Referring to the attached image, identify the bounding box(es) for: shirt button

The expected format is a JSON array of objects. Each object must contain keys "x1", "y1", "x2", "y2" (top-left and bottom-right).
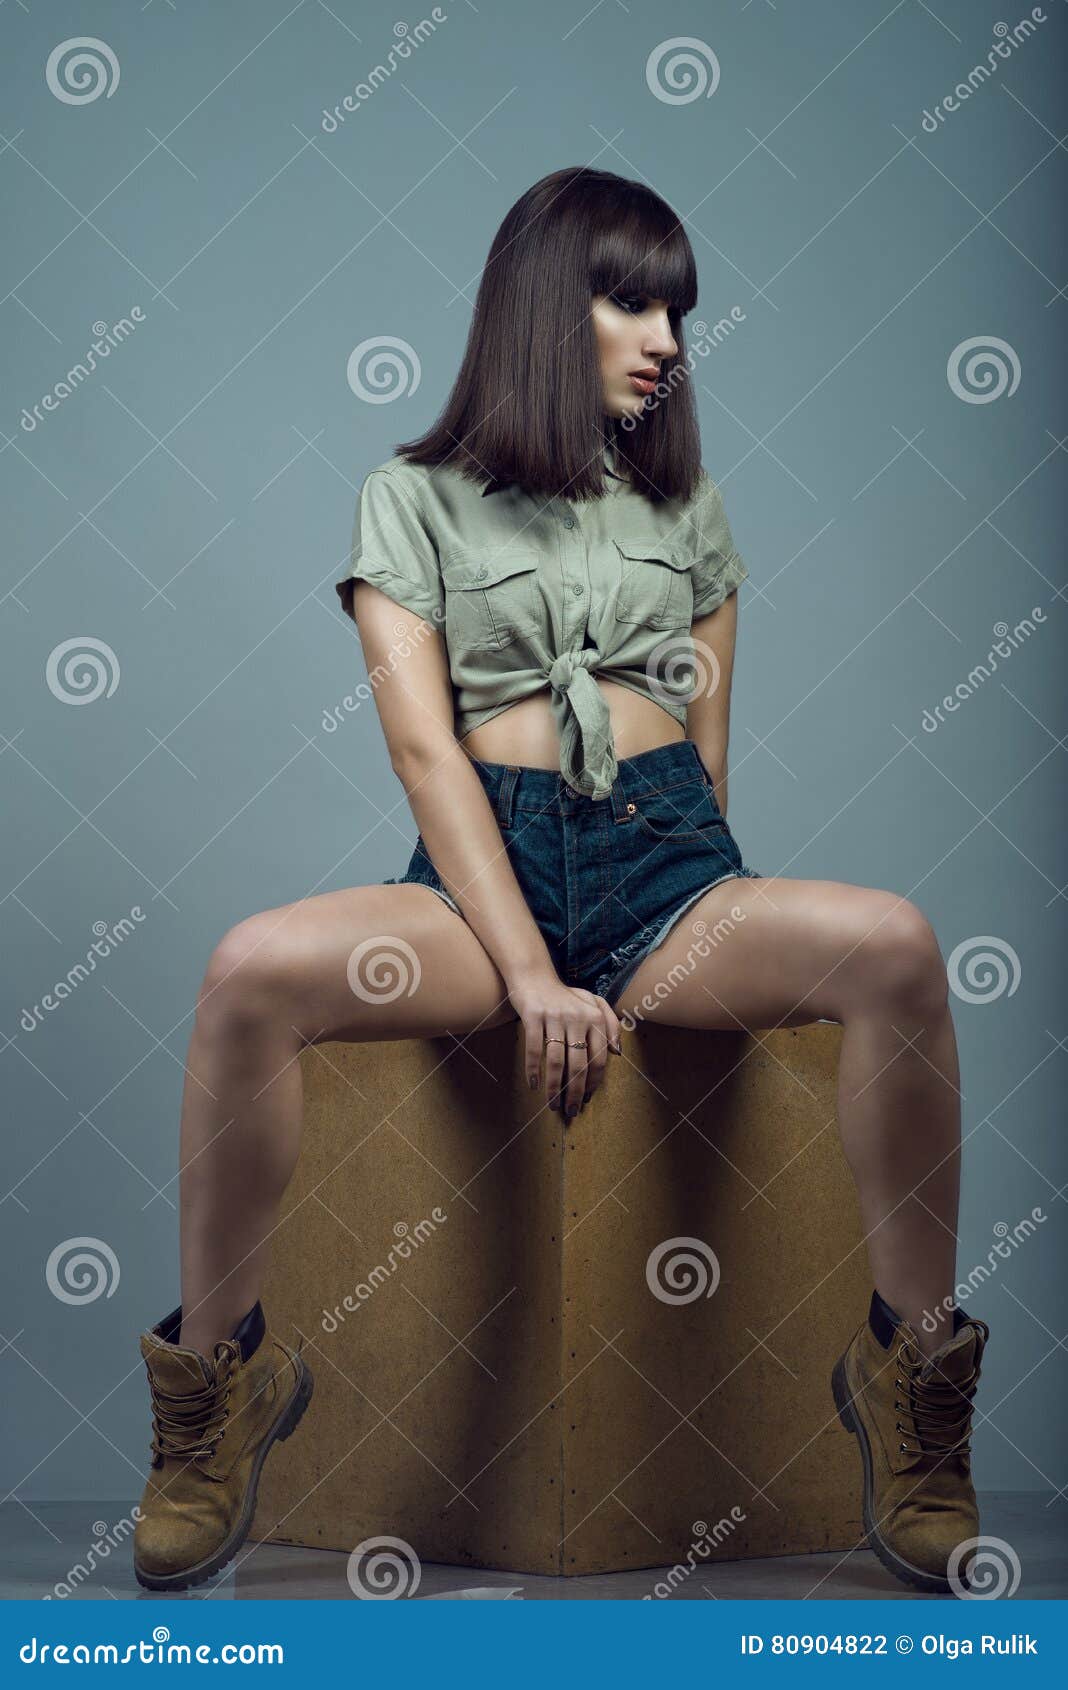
[
  {"x1": 475, "y1": 567, "x2": 487, "y2": 580},
  {"x1": 571, "y1": 583, "x2": 583, "y2": 596},
  {"x1": 562, "y1": 517, "x2": 575, "y2": 529}
]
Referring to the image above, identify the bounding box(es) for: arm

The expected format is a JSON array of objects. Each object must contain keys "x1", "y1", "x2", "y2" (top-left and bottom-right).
[
  {"x1": 686, "y1": 587, "x2": 740, "y2": 818},
  {"x1": 350, "y1": 579, "x2": 621, "y2": 1107}
]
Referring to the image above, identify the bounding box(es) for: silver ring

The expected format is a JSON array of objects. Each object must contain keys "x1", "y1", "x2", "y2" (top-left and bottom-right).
[{"x1": 567, "y1": 1040, "x2": 587, "y2": 1048}]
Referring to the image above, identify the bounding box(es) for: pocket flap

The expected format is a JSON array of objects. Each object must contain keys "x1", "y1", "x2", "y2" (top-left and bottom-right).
[
  {"x1": 441, "y1": 546, "x2": 540, "y2": 589},
  {"x1": 613, "y1": 537, "x2": 690, "y2": 571}
]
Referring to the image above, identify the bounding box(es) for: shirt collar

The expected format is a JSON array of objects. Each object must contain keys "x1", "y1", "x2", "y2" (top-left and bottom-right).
[{"x1": 481, "y1": 440, "x2": 624, "y2": 497}]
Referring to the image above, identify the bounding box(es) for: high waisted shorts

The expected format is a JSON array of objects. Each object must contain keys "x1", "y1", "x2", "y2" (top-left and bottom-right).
[{"x1": 382, "y1": 738, "x2": 763, "y2": 1007}]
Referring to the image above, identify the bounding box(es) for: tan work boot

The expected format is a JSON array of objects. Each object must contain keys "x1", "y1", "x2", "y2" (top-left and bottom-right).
[
  {"x1": 133, "y1": 1299, "x2": 314, "y2": 1591},
  {"x1": 832, "y1": 1289, "x2": 988, "y2": 1594}
]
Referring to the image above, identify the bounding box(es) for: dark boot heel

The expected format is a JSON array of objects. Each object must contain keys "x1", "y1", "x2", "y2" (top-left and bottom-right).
[{"x1": 277, "y1": 1358, "x2": 314, "y2": 1441}]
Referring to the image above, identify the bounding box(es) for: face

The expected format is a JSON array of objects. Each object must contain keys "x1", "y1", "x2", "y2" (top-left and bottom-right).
[{"x1": 590, "y1": 290, "x2": 680, "y2": 419}]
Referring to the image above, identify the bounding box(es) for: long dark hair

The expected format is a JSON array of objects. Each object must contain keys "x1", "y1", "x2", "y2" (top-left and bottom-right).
[{"x1": 394, "y1": 167, "x2": 701, "y2": 505}]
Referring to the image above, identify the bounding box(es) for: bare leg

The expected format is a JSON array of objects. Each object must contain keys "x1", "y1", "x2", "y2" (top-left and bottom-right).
[
  {"x1": 177, "y1": 884, "x2": 515, "y2": 1359},
  {"x1": 612, "y1": 877, "x2": 960, "y2": 1361}
]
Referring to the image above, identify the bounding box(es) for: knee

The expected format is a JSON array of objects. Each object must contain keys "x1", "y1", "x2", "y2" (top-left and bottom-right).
[
  {"x1": 196, "y1": 914, "x2": 291, "y2": 1037},
  {"x1": 853, "y1": 898, "x2": 948, "y2": 1015}
]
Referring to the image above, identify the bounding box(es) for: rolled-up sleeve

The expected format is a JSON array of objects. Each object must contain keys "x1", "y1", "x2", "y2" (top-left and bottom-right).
[
  {"x1": 334, "y1": 467, "x2": 444, "y2": 626},
  {"x1": 690, "y1": 470, "x2": 749, "y2": 617}
]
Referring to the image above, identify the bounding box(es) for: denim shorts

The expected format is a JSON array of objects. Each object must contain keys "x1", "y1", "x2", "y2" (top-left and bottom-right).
[{"x1": 382, "y1": 738, "x2": 763, "y2": 1007}]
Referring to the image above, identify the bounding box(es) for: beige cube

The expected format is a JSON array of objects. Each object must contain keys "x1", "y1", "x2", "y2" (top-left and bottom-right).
[{"x1": 251, "y1": 1021, "x2": 868, "y2": 1575}]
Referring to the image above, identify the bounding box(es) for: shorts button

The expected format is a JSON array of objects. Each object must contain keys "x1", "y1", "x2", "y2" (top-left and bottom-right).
[{"x1": 626, "y1": 802, "x2": 636, "y2": 814}]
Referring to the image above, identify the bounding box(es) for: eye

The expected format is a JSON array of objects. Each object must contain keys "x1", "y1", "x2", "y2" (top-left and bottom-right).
[{"x1": 610, "y1": 292, "x2": 648, "y2": 315}]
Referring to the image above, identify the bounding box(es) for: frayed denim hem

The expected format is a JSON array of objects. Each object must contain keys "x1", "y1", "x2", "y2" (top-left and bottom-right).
[
  {"x1": 592, "y1": 866, "x2": 762, "y2": 1007},
  {"x1": 382, "y1": 873, "x2": 463, "y2": 918}
]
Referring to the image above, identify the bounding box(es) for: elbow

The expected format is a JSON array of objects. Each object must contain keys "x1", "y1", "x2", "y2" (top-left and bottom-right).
[{"x1": 389, "y1": 733, "x2": 460, "y2": 789}]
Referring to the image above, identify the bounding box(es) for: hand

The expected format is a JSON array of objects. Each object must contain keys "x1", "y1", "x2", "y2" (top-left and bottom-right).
[{"x1": 507, "y1": 972, "x2": 623, "y2": 1120}]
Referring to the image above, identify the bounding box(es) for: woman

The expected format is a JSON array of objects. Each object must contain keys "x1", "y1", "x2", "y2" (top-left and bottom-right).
[{"x1": 133, "y1": 167, "x2": 987, "y2": 1597}]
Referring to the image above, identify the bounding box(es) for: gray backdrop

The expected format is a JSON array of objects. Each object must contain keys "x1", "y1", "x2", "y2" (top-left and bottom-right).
[{"x1": 2, "y1": 0, "x2": 1064, "y2": 1517}]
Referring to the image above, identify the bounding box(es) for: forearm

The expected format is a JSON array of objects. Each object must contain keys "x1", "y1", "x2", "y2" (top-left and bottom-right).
[{"x1": 392, "y1": 740, "x2": 556, "y2": 988}]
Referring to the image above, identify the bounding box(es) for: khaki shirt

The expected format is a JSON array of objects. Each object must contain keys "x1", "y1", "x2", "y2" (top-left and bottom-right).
[{"x1": 335, "y1": 442, "x2": 748, "y2": 799}]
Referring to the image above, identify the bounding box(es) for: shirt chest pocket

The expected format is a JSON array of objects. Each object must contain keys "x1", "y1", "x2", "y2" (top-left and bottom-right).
[
  {"x1": 613, "y1": 537, "x2": 694, "y2": 631},
  {"x1": 441, "y1": 546, "x2": 542, "y2": 652}
]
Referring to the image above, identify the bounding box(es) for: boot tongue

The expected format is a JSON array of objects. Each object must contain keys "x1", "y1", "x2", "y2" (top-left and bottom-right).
[
  {"x1": 140, "y1": 1329, "x2": 214, "y2": 1391},
  {"x1": 918, "y1": 1323, "x2": 979, "y2": 1385}
]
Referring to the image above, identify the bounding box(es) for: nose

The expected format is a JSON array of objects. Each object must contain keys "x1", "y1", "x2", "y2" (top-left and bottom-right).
[{"x1": 644, "y1": 310, "x2": 677, "y2": 361}]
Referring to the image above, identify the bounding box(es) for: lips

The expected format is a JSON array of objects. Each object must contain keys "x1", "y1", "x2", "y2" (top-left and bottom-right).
[{"x1": 628, "y1": 370, "x2": 659, "y2": 396}]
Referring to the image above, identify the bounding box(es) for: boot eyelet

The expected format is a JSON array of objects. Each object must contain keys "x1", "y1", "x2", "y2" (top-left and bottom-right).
[{"x1": 899, "y1": 1442, "x2": 908, "y2": 1452}]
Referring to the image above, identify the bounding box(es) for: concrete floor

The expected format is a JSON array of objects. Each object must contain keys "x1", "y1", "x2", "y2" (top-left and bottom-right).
[{"x1": 2, "y1": 1494, "x2": 1064, "y2": 1600}]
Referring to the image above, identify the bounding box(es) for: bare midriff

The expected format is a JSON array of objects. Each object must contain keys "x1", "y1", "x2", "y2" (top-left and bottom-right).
[{"x1": 458, "y1": 676, "x2": 685, "y2": 772}]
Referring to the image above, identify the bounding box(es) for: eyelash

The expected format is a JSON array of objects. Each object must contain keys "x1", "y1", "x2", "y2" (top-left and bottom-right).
[{"x1": 611, "y1": 293, "x2": 682, "y2": 322}]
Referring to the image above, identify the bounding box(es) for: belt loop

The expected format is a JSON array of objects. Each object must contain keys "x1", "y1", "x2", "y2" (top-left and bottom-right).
[
  {"x1": 609, "y1": 765, "x2": 629, "y2": 823},
  {"x1": 496, "y1": 765, "x2": 519, "y2": 828}
]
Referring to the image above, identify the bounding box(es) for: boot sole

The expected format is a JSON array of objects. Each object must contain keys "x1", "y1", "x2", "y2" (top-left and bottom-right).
[
  {"x1": 133, "y1": 1351, "x2": 315, "y2": 1593},
  {"x1": 831, "y1": 1351, "x2": 956, "y2": 1596}
]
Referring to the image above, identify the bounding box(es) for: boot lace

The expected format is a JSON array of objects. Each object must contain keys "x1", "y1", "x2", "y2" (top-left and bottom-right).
[
  {"x1": 150, "y1": 1349, "x2": 236, "y2": 1463},
  {"x1": 893, "y1": 1322, "x2": 988, "y2": 1458}
]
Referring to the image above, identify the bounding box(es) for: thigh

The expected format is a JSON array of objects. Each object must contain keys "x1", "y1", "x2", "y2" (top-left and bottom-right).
[
  {"x1": 610, "y1": 875, "x2": 903, "y2": 1030},
  {"x1": 203, "y1": 882, "x2": 518, "y2": 1044}
]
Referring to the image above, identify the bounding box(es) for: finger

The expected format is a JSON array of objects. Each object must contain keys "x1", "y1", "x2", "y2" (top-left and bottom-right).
[
  {"x1": 543, "y1": 1024, "x2": 566, "y2": 1113},
  {"x1": 594, "y1": 994, "x2": 624, "y2": 1053},
  {"x1": 524, "y1": 1016, "x2": 543, "y2": 1091},
  {"x1": 563, "y1": 1024, "x2": 590, "y2": 1117},
  {"x1": 582, "y1": 1017, "x2": 608, "y2": 1104}
]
